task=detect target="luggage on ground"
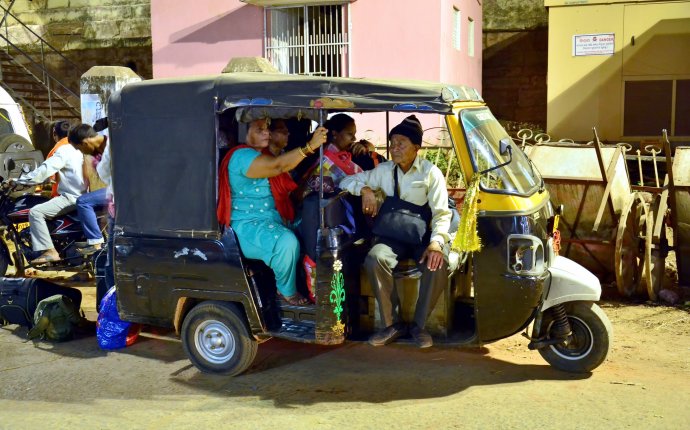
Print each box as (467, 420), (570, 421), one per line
(0, 277), (82, 328)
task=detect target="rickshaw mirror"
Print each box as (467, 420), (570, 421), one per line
(499, 137), (511, 155)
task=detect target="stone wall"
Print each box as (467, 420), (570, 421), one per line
(482, 0), (548, 130)
(1, 0), (152, 149)
(2, 0), (152, 85)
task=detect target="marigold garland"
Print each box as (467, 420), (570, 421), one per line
(452, 173), (482, 253)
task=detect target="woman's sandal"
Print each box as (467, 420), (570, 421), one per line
(278, 292), (310, 306)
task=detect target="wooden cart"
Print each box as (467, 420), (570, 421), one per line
(524, 129), (652, 298)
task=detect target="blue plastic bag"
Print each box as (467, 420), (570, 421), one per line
(96, 287), (140, 350)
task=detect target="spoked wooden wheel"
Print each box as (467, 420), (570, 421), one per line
(644, 193), (668, 301)
(615, 192), (649, 297)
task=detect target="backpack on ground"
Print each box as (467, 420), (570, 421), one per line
(27, 294), (83, 342)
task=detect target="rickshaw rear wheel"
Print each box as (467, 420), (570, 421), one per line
(537, 302), (612, 373)
(181, 301), (258, 376)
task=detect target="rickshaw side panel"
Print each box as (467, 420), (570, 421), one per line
(108, 81), (219, 239)
(114, 231), (265, 334)
(473, 210), (550, 343)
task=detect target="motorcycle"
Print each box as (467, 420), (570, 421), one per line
(0, 179), (106, 277)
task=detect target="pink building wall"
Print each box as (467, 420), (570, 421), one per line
(151, 0), (263, 78)
(151, 0), (482, 92)
(349, 0), (441, 81)
(439, 0), (482, 92)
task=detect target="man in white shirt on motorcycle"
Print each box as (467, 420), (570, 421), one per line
(20, 124), (102, 263)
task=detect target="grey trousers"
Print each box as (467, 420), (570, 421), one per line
(29, 195), (77, 251)
(364, 240), (449, 329)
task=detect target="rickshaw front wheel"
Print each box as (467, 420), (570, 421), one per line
(537, 302), (613, 373)
(181, 301), (258, 376)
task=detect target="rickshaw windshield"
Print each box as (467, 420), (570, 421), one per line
(460, 107), (540, 195)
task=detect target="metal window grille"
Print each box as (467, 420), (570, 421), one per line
(264, 3), (350, 77)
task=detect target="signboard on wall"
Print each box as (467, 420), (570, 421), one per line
(572, 33), (615, 56)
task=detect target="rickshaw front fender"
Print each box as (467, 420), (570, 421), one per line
(542, 256), (601, 311)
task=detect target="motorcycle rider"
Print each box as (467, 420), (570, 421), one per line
(16, 124), (102, 263)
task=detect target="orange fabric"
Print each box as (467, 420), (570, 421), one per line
(216, 146), (297, 228)
(47, 137), (69, 197)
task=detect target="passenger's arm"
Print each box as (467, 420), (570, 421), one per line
(340, 165), (385, 216)
(96, 143), (111, 185)
(22, 148), (69, 184)
(427, 166), (452, 245)
(245, 127), (327, 179)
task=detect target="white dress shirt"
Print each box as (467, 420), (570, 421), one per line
(340, 155), (452, 245)
(24, 143), (85, 199)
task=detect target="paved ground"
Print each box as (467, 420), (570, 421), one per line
(1, 280), (688, 430)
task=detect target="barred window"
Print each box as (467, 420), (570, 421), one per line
(265, 4), (350, 77)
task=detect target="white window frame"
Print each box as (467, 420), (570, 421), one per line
(467, 17), (475, 57)
(264, 2), (351, 77)
(453, 7), (461, 51)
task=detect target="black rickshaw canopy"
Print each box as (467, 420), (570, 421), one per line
(108, 72), (483, 239)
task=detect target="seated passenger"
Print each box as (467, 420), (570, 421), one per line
(268, 119), (290, 156)
(340, 115), (452, 348)
(71, 124), (109, 255)
(217, 119), (327, 305)
(300, 114), (384, 196)
(18, 124), (102, 263)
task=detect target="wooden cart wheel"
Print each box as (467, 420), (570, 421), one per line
(615, 193), (648, 297)
(644, 194), (668, 301)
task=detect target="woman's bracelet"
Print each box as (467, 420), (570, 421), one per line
(303, 144), (315, 155)
(297, 146), (308, 158)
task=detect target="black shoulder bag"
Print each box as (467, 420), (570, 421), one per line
(372, 166), (432, 246)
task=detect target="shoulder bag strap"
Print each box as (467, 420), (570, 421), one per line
(393, 165), (400, 198)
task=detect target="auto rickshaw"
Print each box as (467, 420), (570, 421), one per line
(107, 72), (612, 376)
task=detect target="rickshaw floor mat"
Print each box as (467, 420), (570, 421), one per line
(268, 318), (316, 342)
(278, 301), (316, 323)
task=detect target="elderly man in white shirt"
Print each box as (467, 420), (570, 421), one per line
(340, 115), (452, 348)
(21, 124), (102, 263)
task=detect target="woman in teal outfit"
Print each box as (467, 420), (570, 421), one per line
(228, 119), (327, 305)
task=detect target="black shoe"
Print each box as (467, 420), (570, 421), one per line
(409, 323), (433, 348)
(368, 323), (407, 347)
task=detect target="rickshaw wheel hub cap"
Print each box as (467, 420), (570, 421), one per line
(195, 320), (236, 364)
(548, 315), (593, 360)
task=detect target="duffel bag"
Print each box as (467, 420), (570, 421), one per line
(0, 277), (82, 328)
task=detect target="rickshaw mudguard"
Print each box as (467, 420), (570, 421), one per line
(472, 209), (551, 343)
(541, 256), (601, 311)
(114, 232), (266, 335)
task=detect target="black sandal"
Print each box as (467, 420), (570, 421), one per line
(278, 292), (309, 306)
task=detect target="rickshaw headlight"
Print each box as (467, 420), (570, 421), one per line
(507, 234), (545, 275)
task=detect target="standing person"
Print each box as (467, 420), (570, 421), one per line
(217, 119), (327, 305)
(340, 115), (452, 348)
(20, 124), (101, 263)
(71, 124), (109, 255)
(46, 120), (71, 198)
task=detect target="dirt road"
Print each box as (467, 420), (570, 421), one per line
(1, 283), (688, 430)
